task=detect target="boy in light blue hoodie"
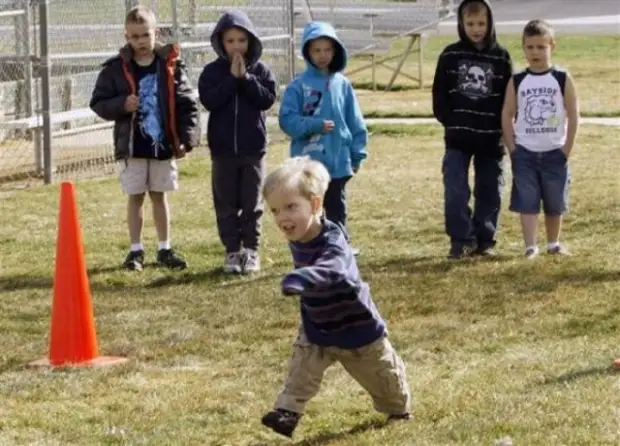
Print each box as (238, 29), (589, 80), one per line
(279, 21), (368, 247)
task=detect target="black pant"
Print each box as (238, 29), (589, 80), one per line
(324, 176), (351, 241)
(442, 149), (504, 249)
(211, 155), (265, 253)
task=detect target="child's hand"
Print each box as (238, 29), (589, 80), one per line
(230, 55), (240, 77)
(323, 120), (335, 133)
(124, 94), (139, 113)
(231, 53), (245, 78)
(352, 165), (360, 174)
(236, 54), (246, 77)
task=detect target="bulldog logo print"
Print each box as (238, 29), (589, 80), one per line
(457, 60), (494, 100)
(524, 93), (557, 127)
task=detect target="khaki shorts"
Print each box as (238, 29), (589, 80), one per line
(118, 158), (178, 195)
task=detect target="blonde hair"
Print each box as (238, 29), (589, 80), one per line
(262, 157), (330, 202)
(125, 5), (157, 27)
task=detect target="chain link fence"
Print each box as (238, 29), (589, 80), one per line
(0, 0), (39, 185)
(0, 0), (446, 186)
(0, 0), (293, 186)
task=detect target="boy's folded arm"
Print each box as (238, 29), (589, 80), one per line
(278, 84), (324, 139)
(432, 53), (450, 125)
(89, 68), (129, 121)
(197, 65), (238, 112)
(344, 82), (368, 168)
(281, 247), (356, 295)
(240, 64), (277, 110)
(174, 59), (200, 150)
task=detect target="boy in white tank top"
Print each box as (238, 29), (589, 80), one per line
(501, 20), (580, 259)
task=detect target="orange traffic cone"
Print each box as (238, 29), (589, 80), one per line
(614, 358), (620, 370)
(30, 181), (128, 368)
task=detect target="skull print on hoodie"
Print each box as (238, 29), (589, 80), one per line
(432, 0), (513, 155)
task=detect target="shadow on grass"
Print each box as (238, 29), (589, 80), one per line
(540, 364), (618, 386)
(146, 268), (282, 288)
(251, 418), (389, 446)
(361, 253), (514, 275)
(0, 274), (52, 292)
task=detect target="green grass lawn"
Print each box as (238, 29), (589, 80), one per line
(349, 35), (620, 118)
(1, 124), (619, 445)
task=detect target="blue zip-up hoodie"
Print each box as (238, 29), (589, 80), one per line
(279, 22), (368, 179)
(281, 219), (386, 349)
(198, 10), (277, 157)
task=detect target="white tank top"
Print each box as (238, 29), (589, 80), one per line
(514, 68), (567, 152)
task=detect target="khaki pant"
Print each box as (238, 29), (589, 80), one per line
(274, 328), (411, 415)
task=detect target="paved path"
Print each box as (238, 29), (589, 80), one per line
(363, 117), (620, 127)
(438, 0), (620, 35)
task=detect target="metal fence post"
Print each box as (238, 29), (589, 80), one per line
(288, 0), (295, 80)
(39, 0), (52, 184)
(170, 0), (179, 43)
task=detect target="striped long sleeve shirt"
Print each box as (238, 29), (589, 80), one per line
(282, 219), (386, 349)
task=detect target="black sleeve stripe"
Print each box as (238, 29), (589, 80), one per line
(551, 69), (567, 96)
(513, 71), (528, 93)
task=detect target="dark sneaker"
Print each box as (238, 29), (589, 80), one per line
(123, 250), (144, 271)
(448, 242), (477, 259)
(261, 409), (301, 438)
(547, 245), (571, 256)
(387, 413), (411, 422)
(476, 246), (497, 257)
(157, 249), (187, 270)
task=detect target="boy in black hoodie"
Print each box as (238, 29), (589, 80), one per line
(432, 0), (513, 259)
(198, 10), (277, 274)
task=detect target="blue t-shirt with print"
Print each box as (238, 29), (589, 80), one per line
(132, 59), (168, 159)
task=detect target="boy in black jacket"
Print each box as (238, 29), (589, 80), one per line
(198, 10), (277, 274)
(432, 0), (512, 258)
(90, 6), (200, 271)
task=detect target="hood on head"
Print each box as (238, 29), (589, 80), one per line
(457, 0), (497, 49)
(210, 9), (262, 65)
(301, 21), (347, 73)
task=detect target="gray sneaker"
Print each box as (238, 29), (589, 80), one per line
(243, 249), (261, 273)
(224, 251), (243, 274)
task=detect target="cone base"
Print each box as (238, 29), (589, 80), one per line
(29, 356), (129, 368)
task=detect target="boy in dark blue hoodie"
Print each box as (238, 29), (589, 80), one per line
(260, 157), (411, 439)
(432, 0), (512, 259)
(198, 10), (276, 273)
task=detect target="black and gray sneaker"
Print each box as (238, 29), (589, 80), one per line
(157, 249), (187, 270)
(387, 412), (412, 422)
(261, 409), (301, 438)
(123, 250), (144, 271)
(448, 242), (477, 259)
